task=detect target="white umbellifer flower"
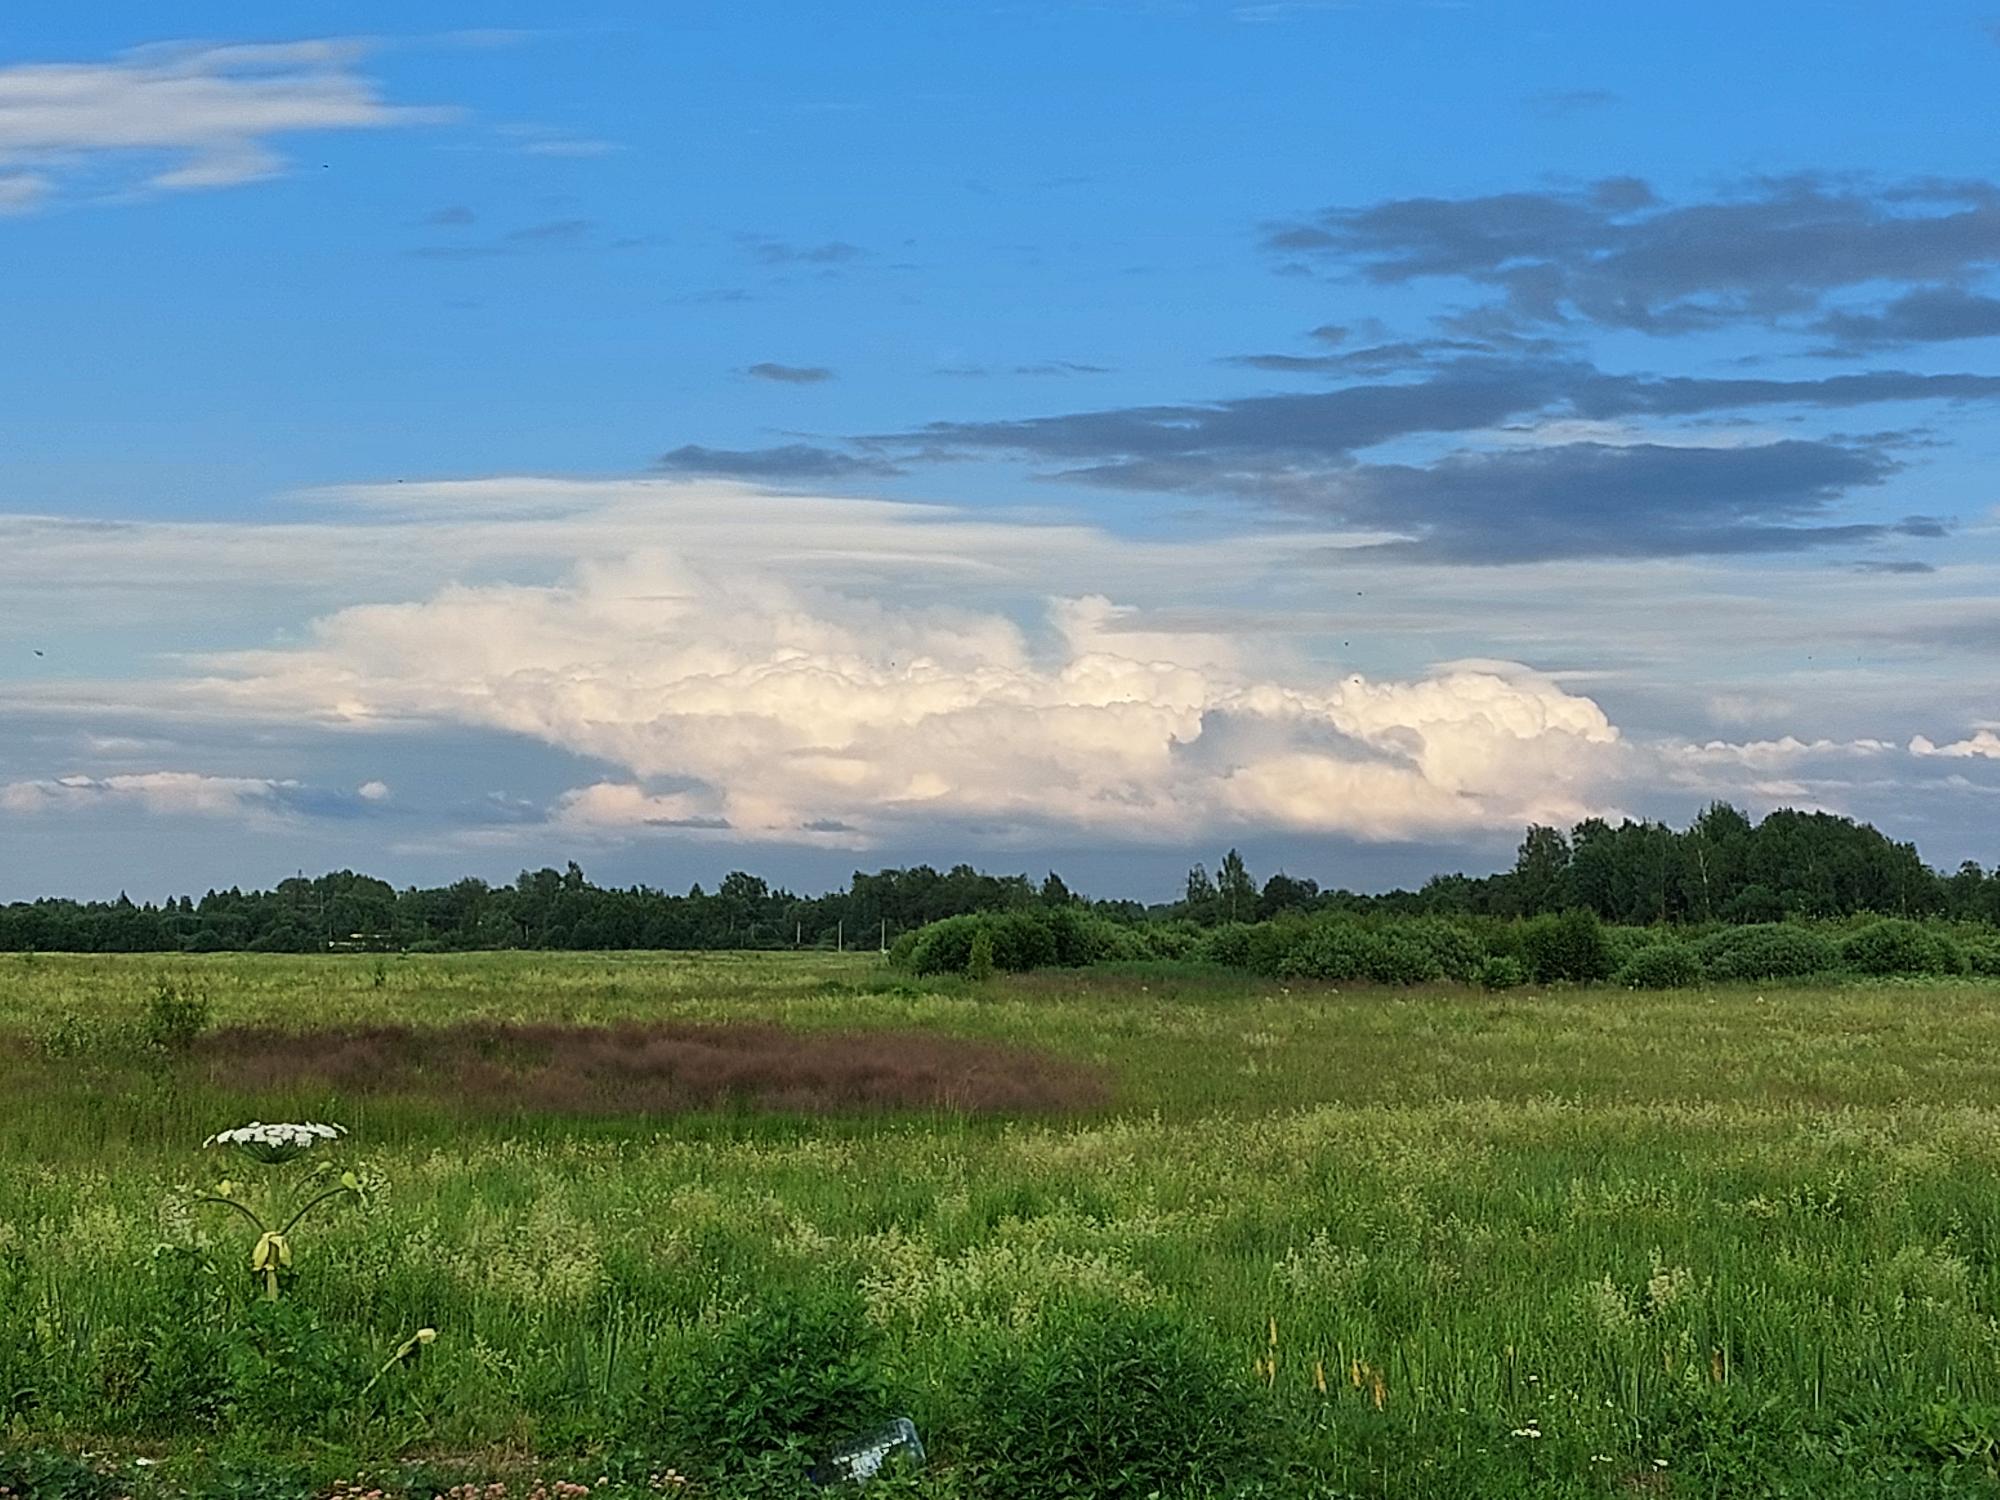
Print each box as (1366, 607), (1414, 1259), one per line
(203, 1120), (348, 1164)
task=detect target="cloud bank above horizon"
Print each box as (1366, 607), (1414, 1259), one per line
(5, 9), (2000, 897)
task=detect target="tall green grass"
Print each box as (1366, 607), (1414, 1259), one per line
(7, 952), (2000, 1495)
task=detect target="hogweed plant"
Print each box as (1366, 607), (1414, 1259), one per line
(196, 1121), (365, 1300)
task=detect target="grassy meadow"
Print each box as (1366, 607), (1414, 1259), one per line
(8, 952), (2000, 1496)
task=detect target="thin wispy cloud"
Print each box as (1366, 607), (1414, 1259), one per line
(0, 38), (452, 212)
(496, 122), (620, 157)
(0, 770), (384, 824)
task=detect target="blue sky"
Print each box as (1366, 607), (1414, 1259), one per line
(4, 2), (2000, 901)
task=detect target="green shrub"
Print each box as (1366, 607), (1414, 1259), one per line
(1603, 925), (1665, 972)
(659, 1287), (890, 1482)
(1478, 955), (1527, 990)
(908, 915), (983, 976)
(0, 1449), (121, 1500)
(1395, 918), (1487, 983)
(1274, 920), (1380, 982)
(1967, 939), (2000, 978)
(34, 1008), (124, 1060)
(1202, 917), (1317, 976)
(1519, 909), (1614, 984)
(1083, 918), (1152, 963)
(1038, 905), (1098, 967)
(1839, 919), (1968, 977)
(1138, 921), (1204, 961)
(1480, 920), (1525, 962)
(986, 912), (1060, 972)
(1617, 941), (1702, 989)
(1198, 922), (1256, 968)
(1697, 923), (1840, 981)
(967, 930), (996, 982)
(1242, 918), (1306, 976)
(1353, 926), (1444, 985)
(1267, 918), (1480, 985)
(885, 928), (920, 970)
(141, 976), (211, 1051)
(905, 910), (1087, 976)
(953, 1301), (1267, 1500)
(220, 1301), (373, 1434)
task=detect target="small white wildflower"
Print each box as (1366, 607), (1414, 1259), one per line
(1509, 1425), (1542, 1439)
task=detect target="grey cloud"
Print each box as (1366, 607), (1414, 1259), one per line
(424, 204), (476, 226)
(1013, 361), (1113, 376)
(1040, 439), (1903, 563)
(408, 244), (509, 262)
(865, 352), (2000, 563)
(410, 218), (605, 260)
(739, 235), (865, 266)
(655, 444), (902, 480)
(932, 360), (1111, 378)
(1569, 368), (2000, 419)
(1323, 440), (1900, 563)
(1227, 338), (1503, 375)
(1853, 559), (1938, 574)
(506, 217), (591, 242)
(899, 359), (1570, 463)
(892, 358), (2000, 470)
(1228, 353), (1353, 374)
(270, 783), (398, 820)
(1812, 285), (2000, 351)
(1525, 88), (1619, 118)
(746, 362), (835, 384)
(467, 792), (545, 826)
(1894, 514), (1950, 537)
(1264, 176), (2000, 337)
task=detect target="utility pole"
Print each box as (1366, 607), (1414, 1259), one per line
(837, 919), (844, 953)
(880, 919), (887, 953)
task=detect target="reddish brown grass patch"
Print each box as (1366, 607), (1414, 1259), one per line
(190, 1020), (1107, 1117)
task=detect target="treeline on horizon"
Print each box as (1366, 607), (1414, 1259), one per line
(2, 803), (1995, 955)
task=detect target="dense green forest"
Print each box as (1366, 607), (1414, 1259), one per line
(3, 803), (1994, 953)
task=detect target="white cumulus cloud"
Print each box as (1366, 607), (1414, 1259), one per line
(179, 545), (1626, 846)
(1912, 730), (2000, 761)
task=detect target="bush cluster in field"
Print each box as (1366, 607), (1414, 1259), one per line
(894, 905), (2000, 991)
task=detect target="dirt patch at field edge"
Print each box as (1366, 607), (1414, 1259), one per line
(190, 1020), (1108, 1116)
